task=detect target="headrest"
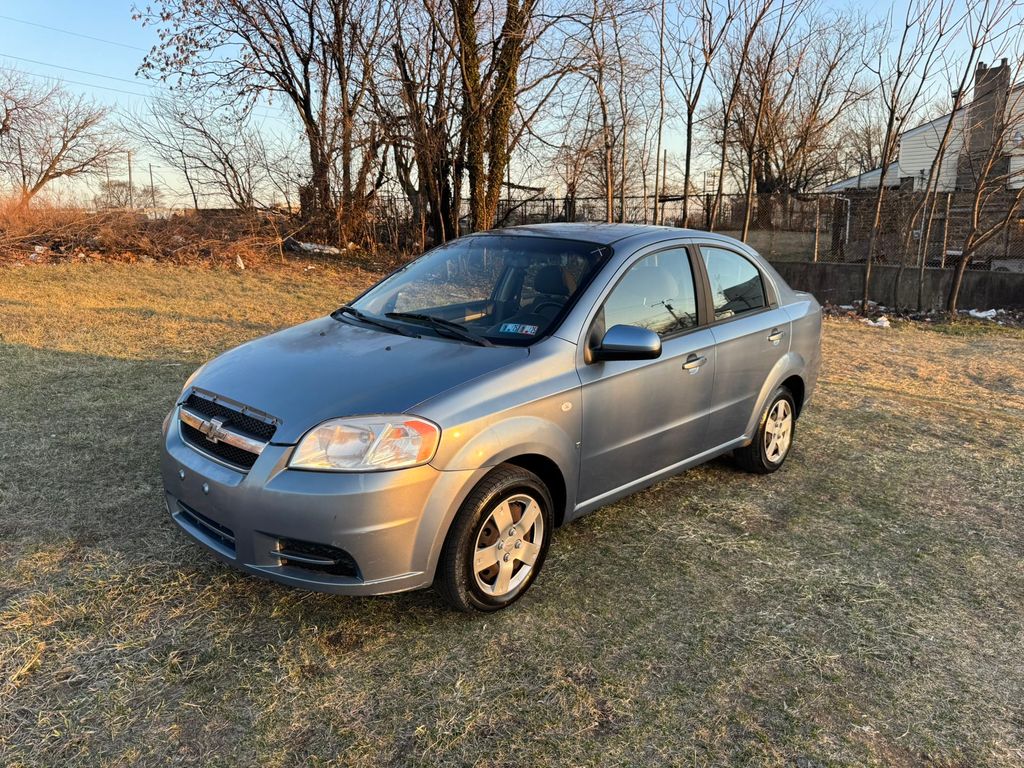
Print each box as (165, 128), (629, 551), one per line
(534, 265), (575, 296)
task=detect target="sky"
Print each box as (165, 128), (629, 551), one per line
(1, 2), (173, 201)
(0, 1), (295, 206)
(0, 0), (1007, 205)
(0, 2), (157, 100)
(0, 0), (697, 207)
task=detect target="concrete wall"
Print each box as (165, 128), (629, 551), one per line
(770, 260), (1024, 309)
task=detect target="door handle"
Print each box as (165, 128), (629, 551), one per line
(682, 354), (707, 371)
(767, 328), (784, 344)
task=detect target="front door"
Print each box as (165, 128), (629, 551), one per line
(577, 246), (715, 505)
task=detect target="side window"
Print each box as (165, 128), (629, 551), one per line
(701, 247), (766, 321)
(601, 248), (698, 337)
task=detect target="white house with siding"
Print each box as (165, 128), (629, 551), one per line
(826, 60), (1024, 193)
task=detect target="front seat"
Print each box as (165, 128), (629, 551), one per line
(524, 265), (576, 319)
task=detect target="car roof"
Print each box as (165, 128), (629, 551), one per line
(480, 222), (749, 249)
(479, 222), (794, 304)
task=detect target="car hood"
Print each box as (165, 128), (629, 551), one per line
(184, 315), (528, 443)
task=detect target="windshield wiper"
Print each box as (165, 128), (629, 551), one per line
(386, 312), (493, 347)
(332, 305), (420, 337)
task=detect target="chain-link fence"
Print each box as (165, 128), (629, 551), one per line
(74, 188), (1023, 275)
(378, 190), (1023, 273)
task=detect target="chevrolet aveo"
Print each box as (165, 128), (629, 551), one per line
(161, 224), (821, 612)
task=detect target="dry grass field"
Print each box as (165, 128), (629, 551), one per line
(2, 262), (1023, 767)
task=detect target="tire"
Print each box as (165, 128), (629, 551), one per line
(435, 464), (554, 613)
(733, 386), (796, 475)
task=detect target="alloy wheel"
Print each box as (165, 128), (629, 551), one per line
(472, 493), (544, 599)
(764, 399), (793, 464)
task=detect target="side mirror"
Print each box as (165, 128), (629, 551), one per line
(591, 324), (662, 362)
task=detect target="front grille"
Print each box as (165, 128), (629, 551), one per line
(275, 537), (360, 578)
(181, 422), (259, 469)
(183, 393), (277, 441)
(177, 502), (236, 552)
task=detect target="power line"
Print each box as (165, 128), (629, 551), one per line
(0, 14), (149, 52)
(8, 67), (157, 99)
(7, 64), (292, 122)
(1, 52), (162, 89)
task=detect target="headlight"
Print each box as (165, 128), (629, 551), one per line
(289, 415), (440, 471)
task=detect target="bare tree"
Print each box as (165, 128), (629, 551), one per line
(726, 9), (870, 196)
(859, 0), (956, 312)
(906, 0), (1018, 309)
(704, 0), (776, 229)
(569, 0), (655, 223)
(651, 0), (667, 224)
(450, 0), (548, 231)
(93, 179), (162, 209)
(376, 0), (465, 243)
(735, 0), (794, 241)
(0, 69), (119, 208)
(840, 99), (888, 179)
(137, 0), (385, 231)
(124, 97), (295, 210)
(1, 69), (53, 142)
(667, 0), (735, 225)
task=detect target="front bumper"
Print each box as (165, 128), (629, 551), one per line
(160, 409), (479, 595)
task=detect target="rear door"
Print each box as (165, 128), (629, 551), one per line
(697, 244), (791, 448)
(576, 245), (715, 505)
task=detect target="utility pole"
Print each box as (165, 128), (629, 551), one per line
(813, 196), (820, 262)
(127, 150), (134, 209)
(660, 149), (668, 225)
(651, 0), (666, 226)
(149, 163), (157, 208)
(16, 136), (26, 196)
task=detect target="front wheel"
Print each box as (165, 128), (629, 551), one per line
(733, 386), (796, 474)
(435, 465), (554, 612)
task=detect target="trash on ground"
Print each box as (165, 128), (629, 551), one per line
(283, 237), (343, 256)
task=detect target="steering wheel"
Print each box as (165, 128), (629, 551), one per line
(530, 300), (564, 317)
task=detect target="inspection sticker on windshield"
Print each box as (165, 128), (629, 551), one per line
(500, 323), (538, 335)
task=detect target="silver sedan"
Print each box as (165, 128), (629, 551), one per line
(160, 224), (821, 612)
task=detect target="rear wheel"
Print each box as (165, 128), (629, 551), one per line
(734, 386), (796, 474)
(435, 465), (553, 612)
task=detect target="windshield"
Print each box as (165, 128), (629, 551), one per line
(349, 235), (611, 346)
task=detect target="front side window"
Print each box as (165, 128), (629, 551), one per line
(601, 248), (698, 337)
(351, 235), (610, 346)
(701, 246), (766, 320)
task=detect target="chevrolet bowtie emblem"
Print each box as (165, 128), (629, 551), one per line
(198, 416), (229, 444)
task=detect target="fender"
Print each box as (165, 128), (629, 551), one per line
(436, 414), (578, 504)
(741, 351), (808, 442)
(417, 413), (580, 582)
